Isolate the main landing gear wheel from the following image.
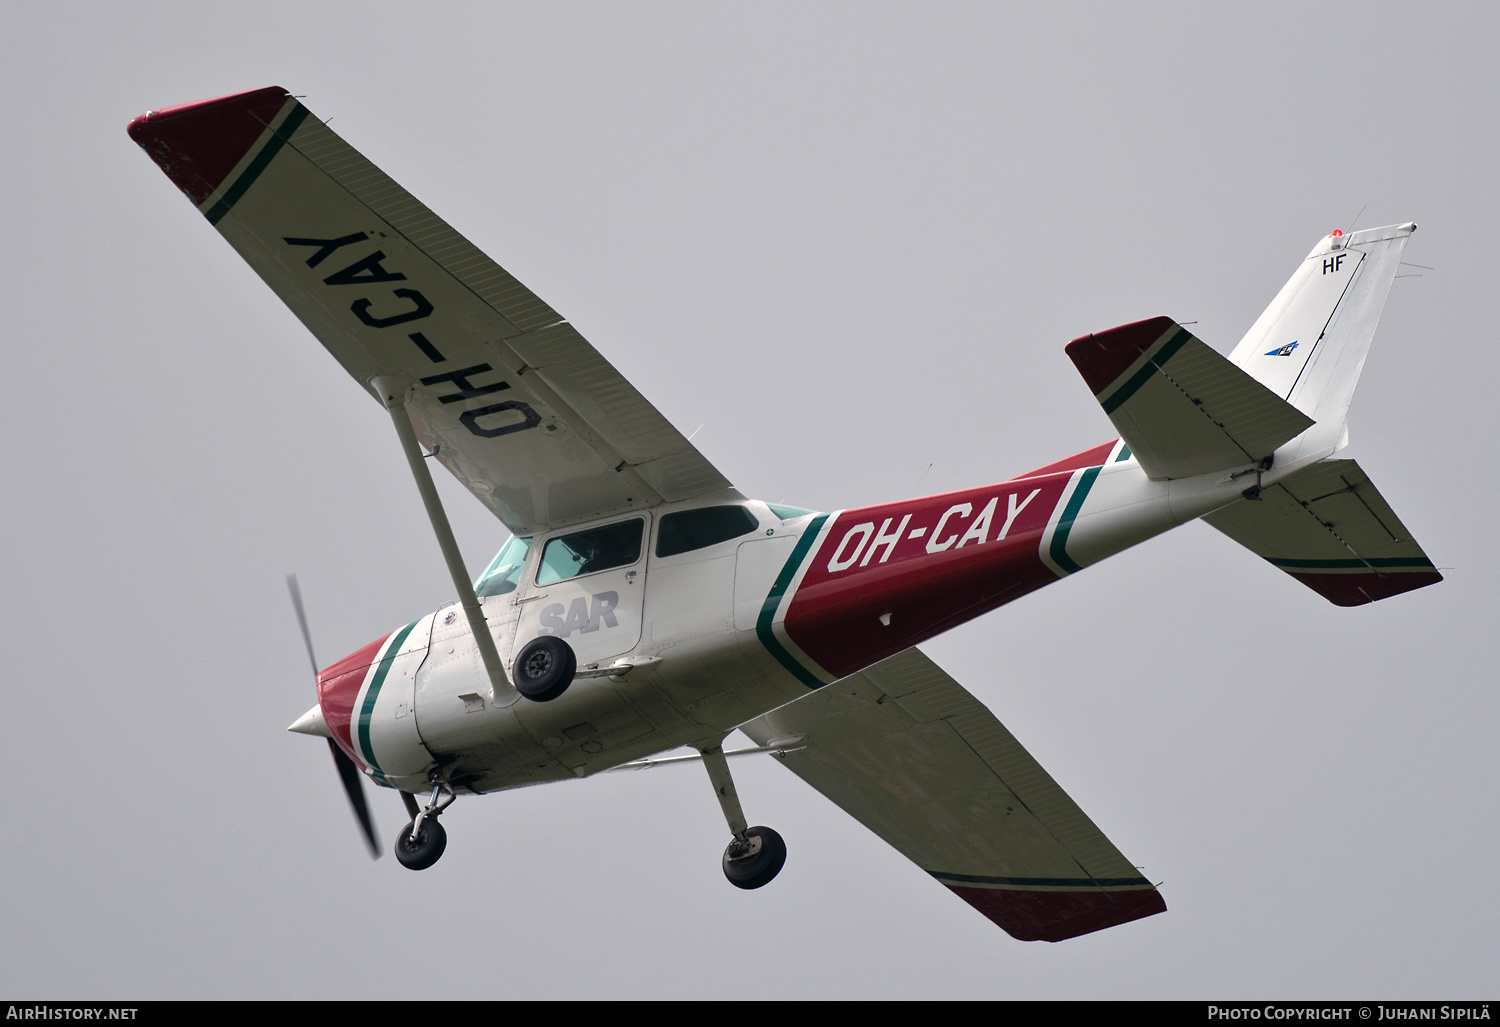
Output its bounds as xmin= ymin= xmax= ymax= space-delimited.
xmin=394 ymin=816 xmax=447 ymax=870
xmin=721 ymin=826 xmax=786 ymax=890
xmin=513 ymin=636 xmax=577 ymax=702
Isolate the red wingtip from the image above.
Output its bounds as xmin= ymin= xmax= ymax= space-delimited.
xmin=1065 ymin=315 xmax=1178 ymax=397
xmin=947 ymin=885 xmax=1167 ymax=942
xmin=127 ymin=86 xmax=292 ymax=205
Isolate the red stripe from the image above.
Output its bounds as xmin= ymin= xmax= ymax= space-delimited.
xmin=317 ymin=634 xmax=391 ymax=766
xmin=783 ymin=475 xmax=1069 ymax=679
xmin=1064 ymin=315 xmax=1176 ymax=396
xmin=127 ymin=86 xmax=290 ymax=205
xmin=947 ymin=884 xmax=1166 ymax=942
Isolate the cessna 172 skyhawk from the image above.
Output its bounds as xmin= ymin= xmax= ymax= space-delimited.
xmin=128 ymin=86 xmax=1440 ymax=943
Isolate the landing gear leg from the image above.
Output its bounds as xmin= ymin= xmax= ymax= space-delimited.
xmin=700 ymin=743 xmax=786 ymax=890
xmin=394 ymin=783 xmax=454 ymax=871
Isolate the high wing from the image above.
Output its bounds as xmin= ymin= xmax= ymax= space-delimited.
xmin=739 ymin=647 xmax=1165 ymax=942
xmin=128 ymin=86 xmax=732 ymax=535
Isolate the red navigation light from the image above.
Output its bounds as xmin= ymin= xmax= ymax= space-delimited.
xmin=1331 ymin=229 xmax=1344 ymax=237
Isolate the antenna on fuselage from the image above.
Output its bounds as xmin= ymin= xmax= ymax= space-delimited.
xmin=913 ymin=462 xmax=933 ymax=495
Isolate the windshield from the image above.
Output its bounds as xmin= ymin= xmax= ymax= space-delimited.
xmin=475 ymin=536 xmax=533 ymax=597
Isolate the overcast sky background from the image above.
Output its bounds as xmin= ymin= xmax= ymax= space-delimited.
xmin=2 ymin=2 xmax=1495 ymax=1000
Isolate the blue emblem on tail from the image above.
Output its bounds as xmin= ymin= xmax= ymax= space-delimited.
xmin=1265 ymin=340 xmax=1299 ymax=357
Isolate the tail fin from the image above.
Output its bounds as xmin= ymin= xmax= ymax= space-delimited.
xmin=1228 ymin=222 xmax=1416 ymax=460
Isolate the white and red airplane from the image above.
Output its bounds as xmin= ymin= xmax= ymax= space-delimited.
xmin=129 ymin=86 xmax=1440 ymax=943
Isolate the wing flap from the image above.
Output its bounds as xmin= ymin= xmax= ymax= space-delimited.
xmin=740 ymin=648 xmax=1165 ymax=942
xmin=1203 ymin=458 xmax=1441 ymax=606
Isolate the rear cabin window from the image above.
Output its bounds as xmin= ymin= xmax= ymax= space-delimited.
xmin=655 ymin=506 xmax=760 ymax=558
xmin=537 ymin=519 xmax=644 ymax=585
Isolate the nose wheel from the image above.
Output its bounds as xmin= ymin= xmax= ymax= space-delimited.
xmin=395 ymin=815 xmax=447 ymax=870
xmin=394 ymin=784 xmax=455 ymax=871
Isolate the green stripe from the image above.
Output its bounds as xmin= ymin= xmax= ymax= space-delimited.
xmin=1269 ymin=557 xmax=1436 ymax=570
xmin=204 ymin=103 xmax=309 ymax=225
xmin=356 ymin=620 xmax=419 ymax=779
xmin=1114 ymin=442 xmax=1132 ymax=462
xmin=1048 ymin=466 xmax=1101 ymax=575
xmin=930 ymin=870 xmax=1154 ymax=889
xmin=756 ymin=514 xmax=829 ymax=689
xmin=1100 ymin=327 xmax=1191 ymax=415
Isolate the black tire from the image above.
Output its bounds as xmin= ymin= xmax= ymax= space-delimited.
xmin=394 ymin=816 xmax=447 ymax=871
xmin=513 ymin=636 xmax=577 ymax=702
xmin=721 ymin=826 xmax=787 ymax=890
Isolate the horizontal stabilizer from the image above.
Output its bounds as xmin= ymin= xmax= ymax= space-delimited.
xmin=1203 ymin=458 xmax=1441 ymax=606
xmin=1067 ymin=317 xmax=1314 ymax=480
xmin=740 ymin=647 xmax=1165 ymax=942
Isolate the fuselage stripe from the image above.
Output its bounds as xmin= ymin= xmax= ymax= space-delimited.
xmin=756 ymin=514 xmax=829 ymax=689
xmin=1048 ymin=466 xmax=1102 ymax=575
xmin=204 ymin=102 xmax=309 ymax=225
xmin=356 ymin=620 xmax=419 ymax=779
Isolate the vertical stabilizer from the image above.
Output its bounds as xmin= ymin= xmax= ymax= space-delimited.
xmin=1228 ymin=223 xmax=1415 ymax=460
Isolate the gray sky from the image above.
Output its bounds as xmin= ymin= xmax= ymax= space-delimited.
xmin=3 ymin=1 xmax=1495 ymax=999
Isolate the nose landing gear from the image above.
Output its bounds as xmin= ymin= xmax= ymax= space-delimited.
xmin=394 ymin=784 xmax=455 ymax=870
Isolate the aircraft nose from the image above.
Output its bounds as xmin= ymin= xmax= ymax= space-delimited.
xmin=316 ymin=635 xmax=392 ymax=766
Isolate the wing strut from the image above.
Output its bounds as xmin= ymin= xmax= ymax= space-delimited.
xmin=372 ymin=375 xmax=514 ymax=703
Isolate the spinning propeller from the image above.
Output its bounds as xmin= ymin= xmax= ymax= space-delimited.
xmin=287 ymin=574 xmax=381 ymax=859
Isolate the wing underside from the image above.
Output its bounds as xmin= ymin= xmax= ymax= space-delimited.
xmin=740 ymin=647 xmax=1165 ymax=942
xmin=129 ymin=86 xmax=732 ymax=535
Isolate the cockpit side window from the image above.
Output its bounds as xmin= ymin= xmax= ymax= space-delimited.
xmin=655 ymin=505 xmax=760 ymax=558
xmin=475 ymin=536 xmax=533 ymax=597
xmin=537 ymin=519 xmax=645 ymax=585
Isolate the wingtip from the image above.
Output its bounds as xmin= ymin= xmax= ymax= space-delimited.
xmin=127 ymin=85 xmax=295 ymax=205
xmin=946 ymin=883 xmax=1168 ymax=942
